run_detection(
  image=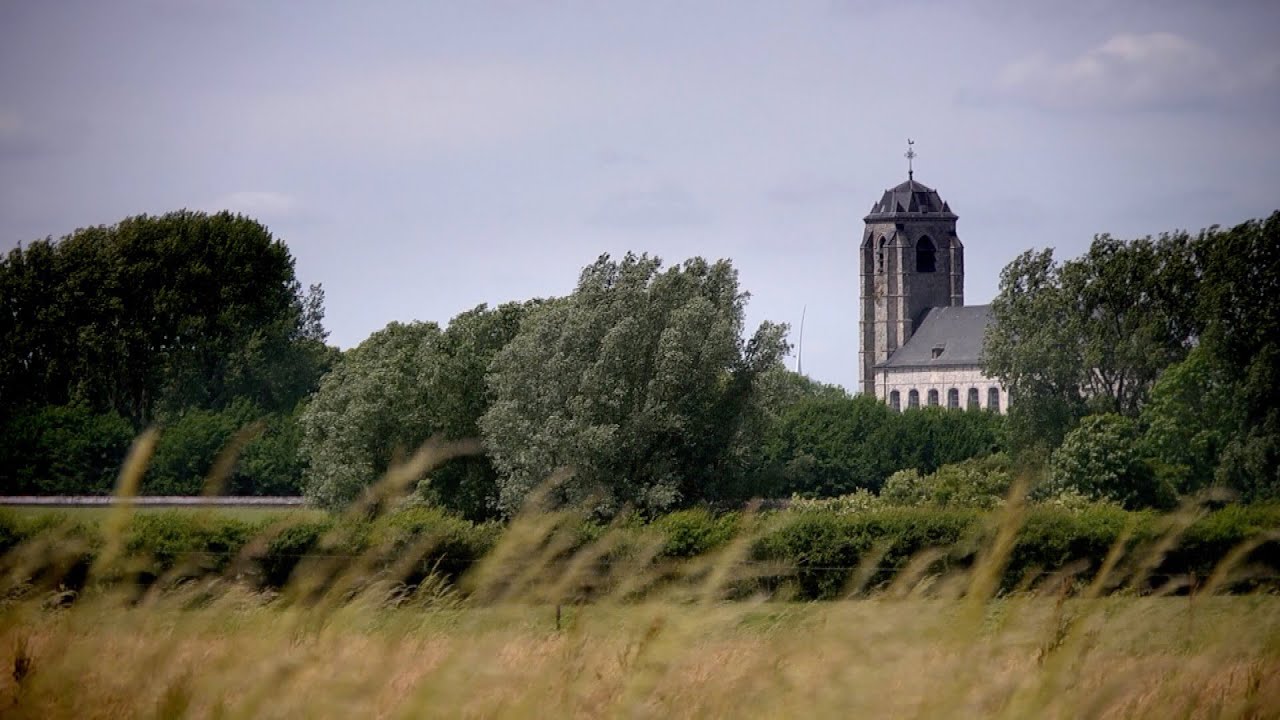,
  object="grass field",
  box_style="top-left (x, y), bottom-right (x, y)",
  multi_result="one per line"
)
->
top-left (1, 594), bottom-right (1277, 718)
top-left (1, 450), bottom-right (1277, 718)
